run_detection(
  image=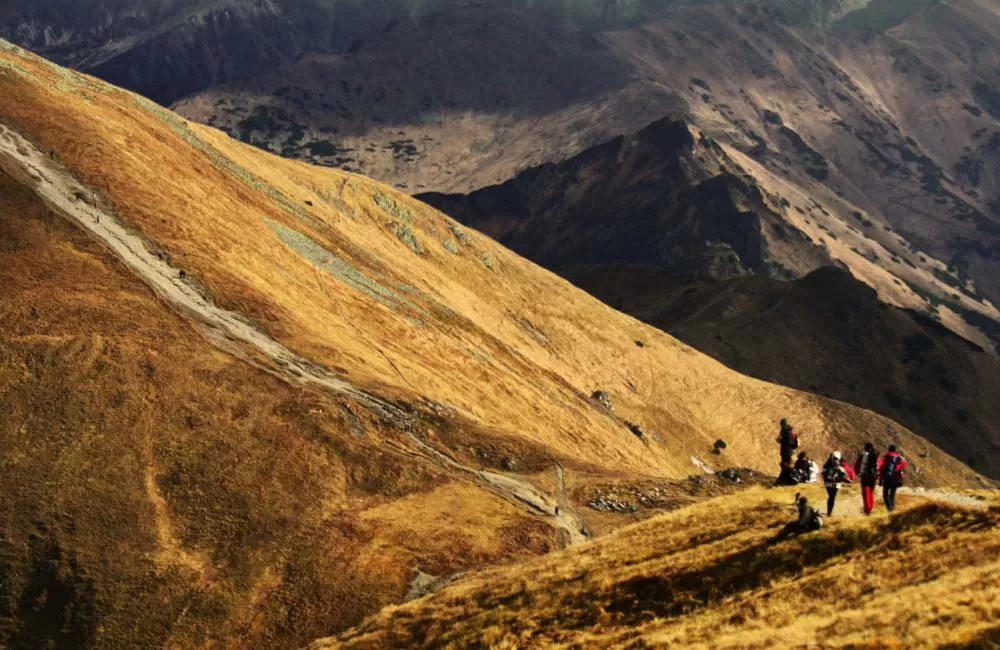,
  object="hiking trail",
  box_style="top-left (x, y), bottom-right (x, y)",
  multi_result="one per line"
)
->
top-left (403, 434), bottom-right (587, 546)
top-left (0, 123), bottom-right (587, 546)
